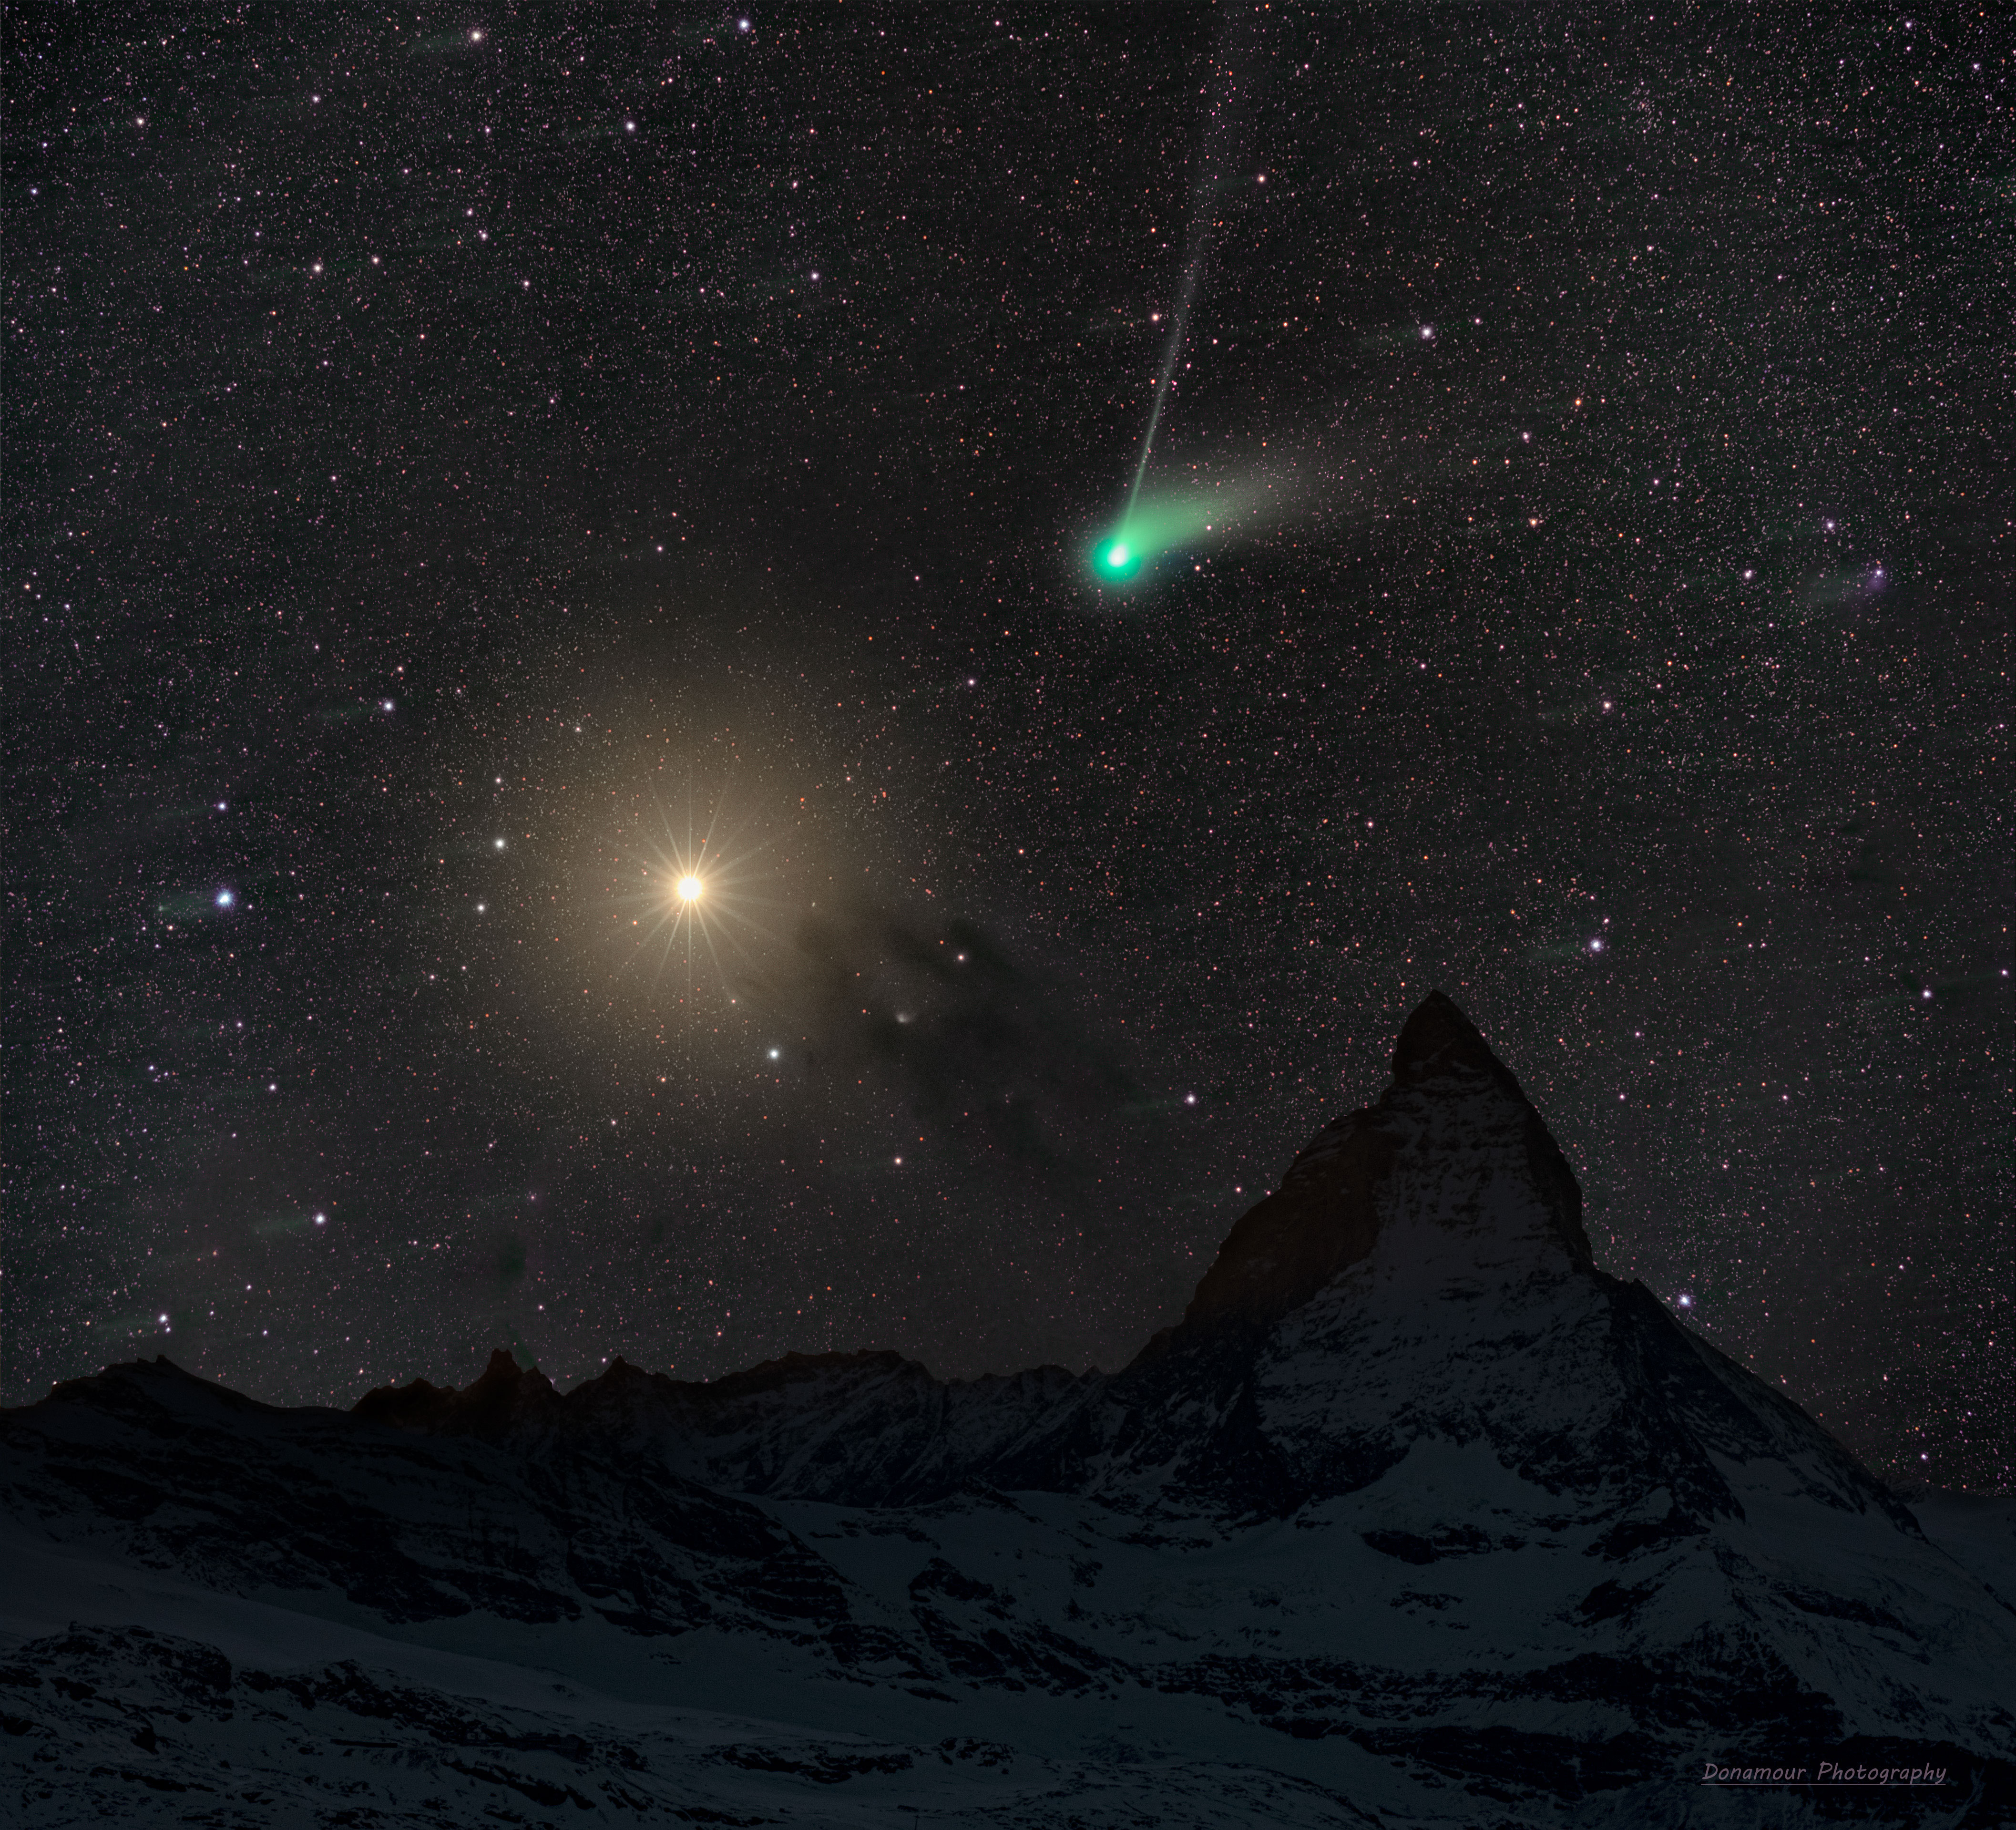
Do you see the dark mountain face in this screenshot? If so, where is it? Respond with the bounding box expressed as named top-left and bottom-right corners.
top-left (2, 1357), bottom-right (853, 1642)
top-left (5, 993), bottom-right (2012, 1827)
top-left (1172, 989), bottom-right (1591, 1341)
top-left (340, 991), bottom-right (1901, 1537)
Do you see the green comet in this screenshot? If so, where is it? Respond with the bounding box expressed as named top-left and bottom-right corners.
top-left (1087, 486), bottom-right (1259, 588)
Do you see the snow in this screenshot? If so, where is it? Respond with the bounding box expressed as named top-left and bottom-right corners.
top-left (7, 996), bottom-right (2011, 1824)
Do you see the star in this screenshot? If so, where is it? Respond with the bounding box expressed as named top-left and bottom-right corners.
top-left (12, 0), bottom-right (2005, 1502)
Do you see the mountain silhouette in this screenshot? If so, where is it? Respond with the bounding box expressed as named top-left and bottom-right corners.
top-left (5, 993), bottom-right (2010, 1825)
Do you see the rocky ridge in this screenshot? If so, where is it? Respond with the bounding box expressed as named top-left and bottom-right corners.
top-left (4, 992), bottom-right (2011, 1827)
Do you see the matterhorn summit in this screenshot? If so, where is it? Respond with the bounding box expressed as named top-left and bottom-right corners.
top-left (5, 993), bottom-right (2011, 1825)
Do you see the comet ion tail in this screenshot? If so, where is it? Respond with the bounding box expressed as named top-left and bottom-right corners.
top-left (677, 875), bottom-right (704, 902)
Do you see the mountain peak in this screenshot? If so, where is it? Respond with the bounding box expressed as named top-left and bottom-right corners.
top-left (1392, 987), bottom-right (1527, 1100)
top-left (1147, 992), bottom-right (1588, 1357)
top-left (354, 1346), bottom-right (560, 1438)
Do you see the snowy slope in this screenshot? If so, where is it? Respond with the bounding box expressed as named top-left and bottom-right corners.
top-left (6, 992), bottom-right (2011, 1827)
top-left (1902, 1487), bottom-right (2016, 1613)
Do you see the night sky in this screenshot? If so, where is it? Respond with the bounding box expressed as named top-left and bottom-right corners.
top-left (7, 5), bottom-right (2010, 1491)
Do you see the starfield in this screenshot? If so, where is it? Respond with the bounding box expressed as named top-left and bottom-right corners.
top-left (5, 2), bottom-right (2011, 1823)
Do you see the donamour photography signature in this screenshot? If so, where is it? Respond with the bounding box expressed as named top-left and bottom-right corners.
top-left (1701, 1760), bottom-right (1951, 1788)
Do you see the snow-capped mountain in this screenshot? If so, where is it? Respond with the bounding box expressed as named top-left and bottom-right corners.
top-left (5, 993), bottom-right (2011, 1826)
